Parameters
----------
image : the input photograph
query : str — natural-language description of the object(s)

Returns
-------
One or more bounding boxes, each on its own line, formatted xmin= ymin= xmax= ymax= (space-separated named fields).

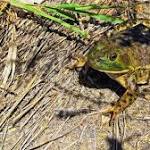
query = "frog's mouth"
xmin=88 ymin=58 xmax=130 ymax=74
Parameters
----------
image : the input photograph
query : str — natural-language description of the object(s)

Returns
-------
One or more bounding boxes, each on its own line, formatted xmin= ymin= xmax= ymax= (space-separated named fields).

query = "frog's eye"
xmin=108 ymin=52 xmax=117 ymax=61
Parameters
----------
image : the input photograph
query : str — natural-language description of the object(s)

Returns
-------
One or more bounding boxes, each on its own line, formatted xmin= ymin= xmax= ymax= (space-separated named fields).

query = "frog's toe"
xmin=103 ymin=107 xmax=118 ymax=125
xmin=66 ymin=55 xmax=87 ymax=69
xmin=73 ymin=55 xmax=87 ymax=68
xmin=109 ymin=111 xmax=119 ymax=125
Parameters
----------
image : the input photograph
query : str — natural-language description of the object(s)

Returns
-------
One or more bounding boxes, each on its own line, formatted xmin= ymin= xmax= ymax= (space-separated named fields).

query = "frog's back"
xmin=131 ymin=43 xmax=150 ymax=67
xmin=111 ymin=24 xmax=150 ymax=67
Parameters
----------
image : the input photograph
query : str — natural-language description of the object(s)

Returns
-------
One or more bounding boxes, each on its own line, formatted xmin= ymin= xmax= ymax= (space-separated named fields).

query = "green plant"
xmin=1 ymin=0 xmax=125 ymax=38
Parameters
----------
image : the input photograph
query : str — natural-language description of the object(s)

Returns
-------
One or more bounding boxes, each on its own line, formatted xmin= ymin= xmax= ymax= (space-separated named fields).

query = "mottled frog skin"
xmin=87 ymin=26 xmax=150 ymax=122
xmin=114 ymin=1 xmax=150 ymax=31
xmin=72 ymin=2 xmax=150 ymax=123
xmin=73 ymin=26 xmax=150 ymax=123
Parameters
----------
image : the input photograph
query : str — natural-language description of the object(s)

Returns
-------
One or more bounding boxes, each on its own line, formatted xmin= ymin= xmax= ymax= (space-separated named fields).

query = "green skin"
xmin=87 ymin=40 xmax=131 ymax=74
xmin=86 ymin=38 xmax=150 ymax=122
xmin=71 ymin=1 xmax=150 ymax=123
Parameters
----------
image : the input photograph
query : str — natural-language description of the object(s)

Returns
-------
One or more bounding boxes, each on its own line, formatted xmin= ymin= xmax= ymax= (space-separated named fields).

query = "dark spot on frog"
xmin=126 ymin=92 xmax=132 ymax=97
xmin=120 ymin=99 xmax=128 ymax=105
xmin=78 ymin=66 xmax=126 ymax=97
xmin=116 ymin=102 xmax=122 ymax=108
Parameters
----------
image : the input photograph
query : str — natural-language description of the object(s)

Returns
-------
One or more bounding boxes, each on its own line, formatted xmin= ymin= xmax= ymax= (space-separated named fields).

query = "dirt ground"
xmin=0 ymin=0 xmax=150 ymax=150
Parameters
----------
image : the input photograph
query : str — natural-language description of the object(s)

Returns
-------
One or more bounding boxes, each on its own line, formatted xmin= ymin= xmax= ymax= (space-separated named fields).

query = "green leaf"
xmin=50 ymin=3 xmax=81 ymax=10
xmin=51 ymin=3 xmax=124 ymax=11
xmin=88 ymin=13 xmax=124 ymax=24
xmin=9 ymin=1 xmax=125 ymax=36
xmin=10 ymin=0 xmax=88 ymax=37
xmin=51 ymin=3 xmax=124 ymax=24
xmin=44 ymin=7 xmax=75 ymax=21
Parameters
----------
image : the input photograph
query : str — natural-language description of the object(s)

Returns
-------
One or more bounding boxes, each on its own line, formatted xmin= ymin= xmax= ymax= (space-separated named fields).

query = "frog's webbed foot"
xmin=103 ymin=90 xmax=137 ymax=125
xmin=103 ymin=107 xmax=119 ymax=125
xmin=103 ymin=104 xmax=125 ymax=125
xmin=66 ymin=55 xmax=87 ymax=69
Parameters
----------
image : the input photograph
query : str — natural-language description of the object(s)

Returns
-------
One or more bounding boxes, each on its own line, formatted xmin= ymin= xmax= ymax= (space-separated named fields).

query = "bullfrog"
xmin=72 ymin=0 xmax=150 ymax=122
xmin=72 ymin=24 xmax=150 ymax=124
xmin=70 ymin=1 xmax=150 ymax=124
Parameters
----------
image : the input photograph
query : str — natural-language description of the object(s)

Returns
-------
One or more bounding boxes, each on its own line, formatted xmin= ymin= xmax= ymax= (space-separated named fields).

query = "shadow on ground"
xmin=106 ymin=137 xmax=123 ymax=150
xmin=79 ymin=67 xmax=126 ymax=97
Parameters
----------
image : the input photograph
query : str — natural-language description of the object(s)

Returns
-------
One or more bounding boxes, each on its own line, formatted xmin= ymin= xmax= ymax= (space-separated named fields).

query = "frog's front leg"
xmin=67 ymin=55 xmax=87 ymax=69
xmin=106 ymin=90 xmax=138 ymax=124
xmin=105 ymin=73 xmax=138 ymax=124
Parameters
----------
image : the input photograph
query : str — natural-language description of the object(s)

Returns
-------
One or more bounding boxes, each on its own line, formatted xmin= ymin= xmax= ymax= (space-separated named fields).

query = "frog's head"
xmin=87 ymin=40 xmax=133 ymax=74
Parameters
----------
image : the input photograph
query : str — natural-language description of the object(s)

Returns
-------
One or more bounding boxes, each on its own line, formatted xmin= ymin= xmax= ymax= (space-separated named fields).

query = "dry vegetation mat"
xmin=0 ymin=0 xmax=150 ymax=150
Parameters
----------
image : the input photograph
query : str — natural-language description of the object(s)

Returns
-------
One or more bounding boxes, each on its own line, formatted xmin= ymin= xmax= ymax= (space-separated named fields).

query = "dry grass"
xmin=0 ymin=0 xmax=150 ymax=150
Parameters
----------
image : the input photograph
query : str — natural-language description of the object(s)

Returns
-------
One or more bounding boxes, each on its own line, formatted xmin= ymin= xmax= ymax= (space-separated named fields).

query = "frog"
xmin=72 ymin=24 xmax=150 ymax=124
xmin=71 ymin=1 xmax=150 ymax=123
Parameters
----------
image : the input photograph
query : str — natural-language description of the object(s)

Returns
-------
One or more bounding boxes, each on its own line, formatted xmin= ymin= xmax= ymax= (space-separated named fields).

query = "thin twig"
xmin=12 ymin=85 xmax=51 ymax=125
xmin=1 ymin=24 xmax=17 ymax=89
xmin=44 ymin=117 xmax=70 ymax=150
xmin=62 ymin=125 xmax=87 ymax=150
xmin=0 ymin=87 xmax=17 ymax=95
xmin=0 ymin=75 xmax=40 ymax=130
xmin=0 ymin=119 xmax=9 ymax=150
xmin=21 ymin=114 xmax=55 ymax=150
xmin=28 ymin=116 xmax=88 ymax=150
